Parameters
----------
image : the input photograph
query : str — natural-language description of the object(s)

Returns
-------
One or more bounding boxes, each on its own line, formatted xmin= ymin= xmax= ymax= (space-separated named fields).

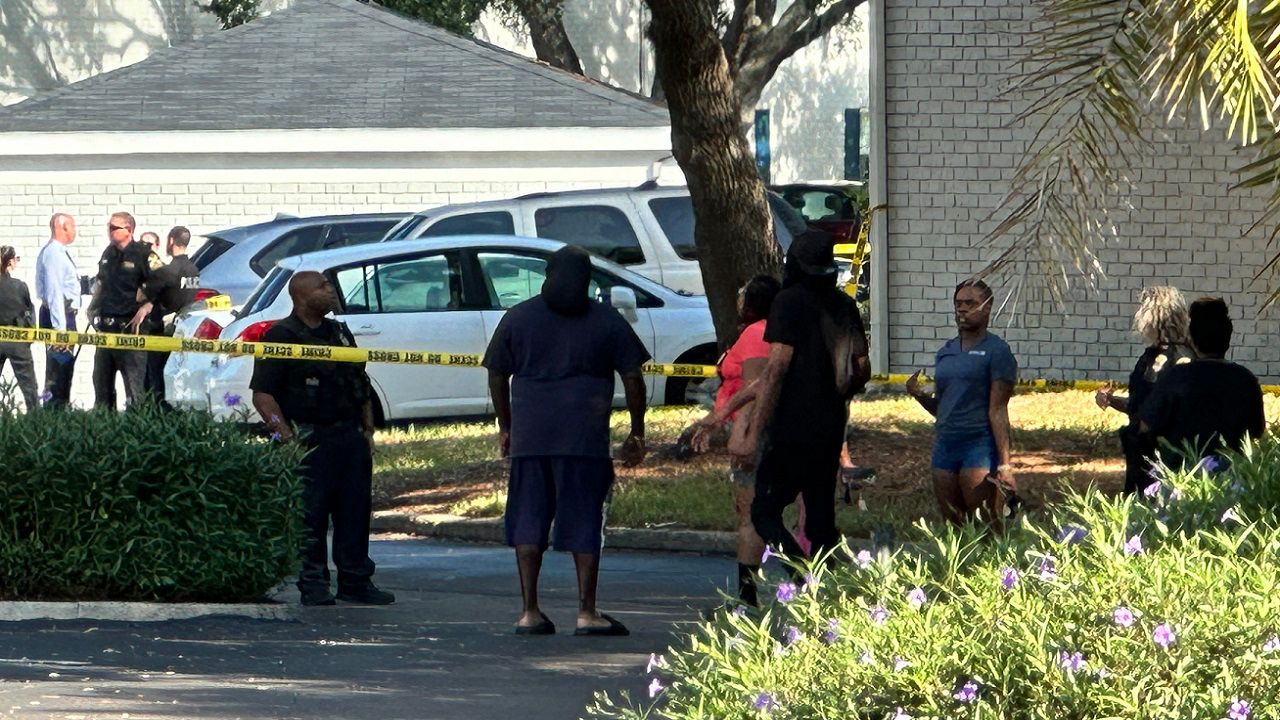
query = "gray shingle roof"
xmin=0 ymin=0 xmax=669 ymax=132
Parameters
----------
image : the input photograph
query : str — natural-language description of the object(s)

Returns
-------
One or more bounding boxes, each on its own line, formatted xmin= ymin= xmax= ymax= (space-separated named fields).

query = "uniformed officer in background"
xmin=137 ymin=226 xmax=201 ymax=402
xmin=89 ymin=211 xmax=159 ymax=410
xmin=250 ymin=271 xmax=394 ymax=607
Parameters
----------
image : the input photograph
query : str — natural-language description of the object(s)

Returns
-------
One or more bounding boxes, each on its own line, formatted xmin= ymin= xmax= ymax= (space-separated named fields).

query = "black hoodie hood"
xmin=541 ymin=246 xmax=593 ymax=316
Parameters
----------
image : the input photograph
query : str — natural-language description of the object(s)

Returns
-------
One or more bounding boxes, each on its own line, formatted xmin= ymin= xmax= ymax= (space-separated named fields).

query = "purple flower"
xmin=869 ymin=605 xmax=889 ymax=625
xmin=1143 ymin=480 xmax=1162 ymax=498
xmin=1147 ymin=463 xmax=1162 ymax=479
xmin=1222 ymin=508 xmax=1242 ymax=524
xmin=1057 ymin=525 xmax=1088 ymax=544
xmin=1124 ymin=535 xmax=1144 ymax=556
xmin=1038 ymin=556 xmax=1057 ymax=581
xmin=269 ymin=431 xmax=283 ymax=442
xmin=648 ymin=678 xmax=664 ymax=698
xmin=1201 ymin=456 xmax=1221 ymax=473
xmin=784 ymin=626 xmax=803 ymax=645
xmin=1153 ymin=623 xmax=1177 ymax=649
xmin=906 ymin=587 xmax=927 ymax=609
xmin=1058 ymin=651 xmax=1086 ymax=673
xmin=1228 ymin=699 xmax=1251 ymax=720
xmin=752 ymin=692 xmax=776 ymax=712
xmin=761 ymin=546 xmax=776 ymax=564
xmin=803 ymin=572 xmax=818 ymax=590
xmin=222 ymin=391 xmax=241 ymax=407
xmin=822 ymin=618 xmax=840 ymax=645
xmin=1001 ymin=567 xmax=1020 ymax=591
xmin=855 ymin=549 xmax=873 ymax=568
xmin=892 ymin=707 xmax=912 ymax=720
xmin=1113 ymin=606 xmax=1136 ymax=628
xmin=953 ymin=680 xmax=979 ymax=703
xmin=893 ymin=656 xmax=911 ymax=672
xmin=1263 ymin=635 xmax=1280 ymax=653
xmin=39 ymin=390 xmax=52 ymax=404
xmin=646 ymin=653 xmax=666 ymax=673
xmin=775 ymin=582 xmax=797 ymax=603
xmin=730 ymin=605 xmax=747 ymax=618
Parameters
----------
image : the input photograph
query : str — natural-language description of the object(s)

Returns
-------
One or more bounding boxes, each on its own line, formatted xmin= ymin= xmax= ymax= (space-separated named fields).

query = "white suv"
xmin=379 ymin=183 xmax=809 ymax=295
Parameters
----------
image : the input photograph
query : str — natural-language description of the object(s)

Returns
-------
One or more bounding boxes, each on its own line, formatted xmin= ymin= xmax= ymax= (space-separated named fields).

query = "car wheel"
xmin=663 ymin=346 xmax=720 ymax=406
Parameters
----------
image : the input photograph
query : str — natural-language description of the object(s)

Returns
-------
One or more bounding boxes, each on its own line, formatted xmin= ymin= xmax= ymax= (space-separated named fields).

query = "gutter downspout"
xmin=869 ymin=0 xmax=890 ymax=374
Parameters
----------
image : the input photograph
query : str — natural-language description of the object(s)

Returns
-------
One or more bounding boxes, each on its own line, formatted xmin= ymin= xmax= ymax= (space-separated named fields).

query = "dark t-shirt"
xmin=1140 ymin=360 xmax=1265 ymax=455
xmin=1125 ymin=343 xmax=1194 ymax=428
xmin=934 ymin=333 xmax=1017 ymax=437
xmin=249 ymin=315 xmax=371 ymax=426
xmin=143 ymin=256 xmax=201 ymax=330
xmin=96 ymin=241 xmax=157 ymax=317
xmin=763 ymin=283 xmax=865 ymax=447
xmin=482 ymin=297 xmax=650 ymax=458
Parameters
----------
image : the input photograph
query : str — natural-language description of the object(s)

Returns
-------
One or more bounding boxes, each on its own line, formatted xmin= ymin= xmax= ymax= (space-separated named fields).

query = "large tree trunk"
xmin=644 ymin=0 xmax=780 ymax=346
xmin=511 ymin=0 xmax=583 ymax=76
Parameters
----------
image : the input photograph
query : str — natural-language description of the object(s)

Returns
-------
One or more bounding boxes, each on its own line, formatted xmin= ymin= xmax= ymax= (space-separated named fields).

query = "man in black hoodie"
xmin=735 ymin=230 xmax=871 ymax=563
xmin=483 ymin=246 xmax=650 ymax=636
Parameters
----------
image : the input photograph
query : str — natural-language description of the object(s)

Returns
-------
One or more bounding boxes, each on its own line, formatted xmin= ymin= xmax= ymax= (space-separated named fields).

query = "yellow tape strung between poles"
xmin=0 ymin=325 xmax=718 ymax=379
xmin=6 ymin=326 xmax=1278 ymax=393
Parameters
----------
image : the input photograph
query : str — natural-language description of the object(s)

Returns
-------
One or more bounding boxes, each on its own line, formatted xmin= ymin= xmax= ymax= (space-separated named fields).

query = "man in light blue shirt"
xmin=34 ymin=212 xmax=81 ymax=408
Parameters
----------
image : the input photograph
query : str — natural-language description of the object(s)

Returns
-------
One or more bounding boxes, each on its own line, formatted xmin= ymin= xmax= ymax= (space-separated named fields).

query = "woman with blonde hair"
xmin=1095 ymin=286 xmax=1194 ymax=493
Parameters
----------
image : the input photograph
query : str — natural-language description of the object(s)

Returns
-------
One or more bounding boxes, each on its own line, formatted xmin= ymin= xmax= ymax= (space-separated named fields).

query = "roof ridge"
xmin=333 ymin=0 xmax=666 ymax=117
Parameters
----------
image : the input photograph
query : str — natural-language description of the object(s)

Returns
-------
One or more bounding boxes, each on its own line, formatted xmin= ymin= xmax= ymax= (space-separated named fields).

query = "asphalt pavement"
xmin=0 ymin=538 xmax=733 ymax=720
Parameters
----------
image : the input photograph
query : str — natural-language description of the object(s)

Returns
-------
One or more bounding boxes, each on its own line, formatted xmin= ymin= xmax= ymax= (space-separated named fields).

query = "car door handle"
xmin=351 ymin=325 xmax=381 ymax=337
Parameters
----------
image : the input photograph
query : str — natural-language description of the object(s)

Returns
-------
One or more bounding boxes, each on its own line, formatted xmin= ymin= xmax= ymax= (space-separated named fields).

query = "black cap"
xmin=786 ymin=229 xmax=838 ymax=276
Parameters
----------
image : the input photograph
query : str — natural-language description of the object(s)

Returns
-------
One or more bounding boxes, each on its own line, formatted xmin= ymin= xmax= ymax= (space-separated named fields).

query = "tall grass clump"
xmin=592 ymin=435 xmax=1280 ymax=719
xmin=0 ymin=396 xmax=305 ymax=601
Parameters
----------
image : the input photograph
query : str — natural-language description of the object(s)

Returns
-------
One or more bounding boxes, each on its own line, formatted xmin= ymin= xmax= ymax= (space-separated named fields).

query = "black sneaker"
xmin=337 ymin=584 xmax=396 ymax=605
xmin=300 ymin=587 xmax=336 ymax=606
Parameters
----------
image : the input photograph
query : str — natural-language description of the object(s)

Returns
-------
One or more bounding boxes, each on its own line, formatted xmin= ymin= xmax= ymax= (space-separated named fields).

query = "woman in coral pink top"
xmin=690 ymin=275 xmax=781 ymax=607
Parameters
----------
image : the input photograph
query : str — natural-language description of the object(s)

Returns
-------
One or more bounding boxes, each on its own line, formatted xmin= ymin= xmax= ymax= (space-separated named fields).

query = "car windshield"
xmin=241 ymin=266 xmax=293 ymax=318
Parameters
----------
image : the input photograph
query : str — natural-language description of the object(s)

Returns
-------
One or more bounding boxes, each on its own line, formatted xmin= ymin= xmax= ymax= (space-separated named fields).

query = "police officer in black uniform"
xmin=137 ymin=226 xmax=201 ymax=402
xmin=90 ymin=211 xmax=159 ymax=410
xmin=250 ymin=271 xmax=394 ymax=607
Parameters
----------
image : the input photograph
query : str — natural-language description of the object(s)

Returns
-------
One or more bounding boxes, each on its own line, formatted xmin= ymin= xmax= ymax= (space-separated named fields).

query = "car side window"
xmin=533 ymin=205 xmax=645 ymax=265
xmin=422 ymin=211 xmax=516 ymax=237
xmin=647 ymin=196 xmax=697 ymax=260
xmin=251 ymin=225 xmax=324 ymax=276
xmin=477 ymin=251 xmax=661 ymax=310
xmin=333 ymin=253 xmax=463 ymax=314
xmin=323 ymin=220 xmax=399 ymax=250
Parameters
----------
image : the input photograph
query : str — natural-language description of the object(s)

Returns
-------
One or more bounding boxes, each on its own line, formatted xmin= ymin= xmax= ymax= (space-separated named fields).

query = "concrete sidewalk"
xmin=0 ymin=538 xmax=732 ymax=720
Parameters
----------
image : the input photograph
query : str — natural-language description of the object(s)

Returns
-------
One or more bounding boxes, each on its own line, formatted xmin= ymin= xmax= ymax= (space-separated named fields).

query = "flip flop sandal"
xmin=514 ymin=612 xmax=556 ymax=636
xmin=574 ymin=613 xmax=630 ymax=637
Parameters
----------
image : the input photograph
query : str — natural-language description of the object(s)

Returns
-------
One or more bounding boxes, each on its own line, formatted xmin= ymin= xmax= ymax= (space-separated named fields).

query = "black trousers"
xmin=751 ymin=438 xmax=844 ymax=562
xmin=297 ymin=424 xmax=376 ymax=592
xmin=0 ymin=341 xmax=38 ymax=411
xmin=93 ymin=346 xmax=146 ymax=410
xmin=1120 ymin=425 xmax=1157 ymax=495
xmin=38 ymin=305 xmax=76 ymax=409
xmin=144 ymin=350 xmax=170 ymax=400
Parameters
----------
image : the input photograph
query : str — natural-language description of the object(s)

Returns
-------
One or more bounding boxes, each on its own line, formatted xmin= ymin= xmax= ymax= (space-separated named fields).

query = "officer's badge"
xmin=148 ymin=253 xmax=163 ymax=271
xmin=122 ymin=260 xmax=136 ymax=270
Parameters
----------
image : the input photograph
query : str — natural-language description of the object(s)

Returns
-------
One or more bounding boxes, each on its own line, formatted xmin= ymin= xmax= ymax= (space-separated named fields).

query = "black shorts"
xmin=504 ymin=456 xmax=614 ymax=555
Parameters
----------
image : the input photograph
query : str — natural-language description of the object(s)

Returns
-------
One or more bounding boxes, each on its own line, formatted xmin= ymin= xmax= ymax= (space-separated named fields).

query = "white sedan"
xmin=165 ymin=235 xmax=720 ymax=423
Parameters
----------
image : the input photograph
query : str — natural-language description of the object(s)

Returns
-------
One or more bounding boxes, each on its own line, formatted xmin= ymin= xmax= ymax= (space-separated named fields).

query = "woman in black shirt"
xmin=0 ymin=246 xmax=39 ymax=411
xmin=1095 ymin=286 xmax=1194 ymax=493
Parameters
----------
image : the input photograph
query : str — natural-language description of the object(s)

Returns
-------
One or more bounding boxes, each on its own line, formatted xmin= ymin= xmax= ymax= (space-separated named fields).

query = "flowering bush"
xmin=591 ymin=435 xmax=1280 ymax=719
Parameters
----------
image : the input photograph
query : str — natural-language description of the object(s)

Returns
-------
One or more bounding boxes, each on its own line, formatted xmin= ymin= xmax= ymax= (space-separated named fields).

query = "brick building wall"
xmin=882 ymin=0 xmax=1280 ymax=383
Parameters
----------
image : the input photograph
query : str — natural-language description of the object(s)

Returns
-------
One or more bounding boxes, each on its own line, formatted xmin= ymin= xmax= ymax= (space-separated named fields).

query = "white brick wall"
xmin=884 ymin=0 xmax=1280 ymax=382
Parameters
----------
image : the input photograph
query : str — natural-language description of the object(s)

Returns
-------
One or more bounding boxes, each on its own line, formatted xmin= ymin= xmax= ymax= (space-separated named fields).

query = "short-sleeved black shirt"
xmin=143 ymin=256 xmax=201 ymax=330
xmin=1125 ymin=343 xmax=1194 ymax=428
xmin=483 ymin=297 xmax=651 ymax=458
xmin=1140 ymin=360 xmax=1265 ymax=456
xmin=96 ymin=241 xmax=158 ymax=318
xmin=249 ymin=315 xmax=371 ymax=426
xmin=763 ymin=282 xmax=866 ymax=447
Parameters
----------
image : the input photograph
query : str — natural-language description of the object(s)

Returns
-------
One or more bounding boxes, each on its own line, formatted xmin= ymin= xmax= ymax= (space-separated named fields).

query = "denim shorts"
xmin=931 ymin=432 xmax=998 ymax=473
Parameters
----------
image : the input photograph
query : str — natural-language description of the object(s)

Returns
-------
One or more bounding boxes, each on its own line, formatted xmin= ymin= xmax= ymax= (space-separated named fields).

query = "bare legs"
xmin=515 ymin=545 xmax=615 ymax=630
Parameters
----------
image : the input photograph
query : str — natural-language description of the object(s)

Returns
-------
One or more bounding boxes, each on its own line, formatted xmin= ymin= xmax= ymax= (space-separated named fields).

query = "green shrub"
xmin=593 ymin=436 xmax=1280 ymax=719
xmin=0 ymin=398 xmax=306 ymax=602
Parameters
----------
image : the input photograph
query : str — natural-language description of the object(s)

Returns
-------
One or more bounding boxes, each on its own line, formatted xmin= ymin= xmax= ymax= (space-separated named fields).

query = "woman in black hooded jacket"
xmin=0 ymin=245 xmax=40 ymax=411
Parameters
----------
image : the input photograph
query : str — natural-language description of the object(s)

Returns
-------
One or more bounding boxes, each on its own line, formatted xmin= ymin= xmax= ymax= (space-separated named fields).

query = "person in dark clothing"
xmin=89 ymin=211 xmax=159 ymax=410
xmin=137 ymin=226 xmax=201 ymax=401
xmin=483 ymin=246 xmax=650 ymax=636
xmin=0 ymin=246 xmax=39 ymax=411
xmin=734 ymin=230 xmax=871 ymax=564
xmin=1141 ymin=297 xmax=1265 ymax=466
xmin=250 ymin=271 xmax=393 ymax=607
xmin=1095 ymin=286 xmax=1194 ymax=493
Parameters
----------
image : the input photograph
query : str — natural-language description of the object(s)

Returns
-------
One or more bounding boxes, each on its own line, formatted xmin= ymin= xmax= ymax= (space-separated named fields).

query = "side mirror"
xmin=610 ymin=286 xmax=638 ymax=311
